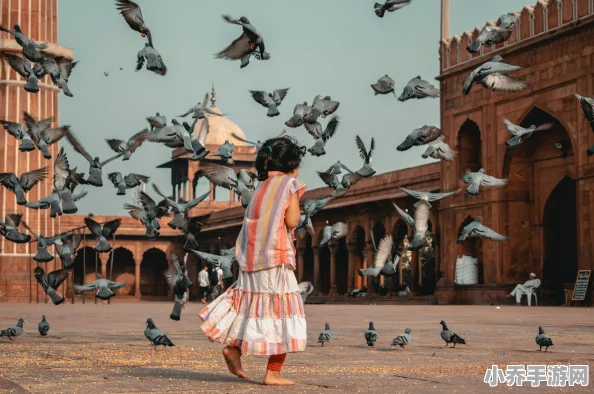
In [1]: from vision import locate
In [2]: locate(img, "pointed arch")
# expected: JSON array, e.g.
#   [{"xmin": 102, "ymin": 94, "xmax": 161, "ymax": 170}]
[{"xmin": 457, "ymin": 118, "xmax": 482, "ymax": 178}]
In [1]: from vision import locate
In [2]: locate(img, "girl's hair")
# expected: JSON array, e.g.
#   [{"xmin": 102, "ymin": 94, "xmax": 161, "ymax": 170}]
[{"xmin": 255, "ymin": 135, "xmax": 305, "ymax": 181}]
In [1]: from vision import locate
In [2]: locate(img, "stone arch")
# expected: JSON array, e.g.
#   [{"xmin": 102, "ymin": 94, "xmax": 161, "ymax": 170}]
[
  {"xmin": 140, "ymin": 248, "xmax": 169, "ymax": 297},
  {"xmin": 457, "ymin": 119, "xmax": 482, "ymax": 178},
  {"xmin": 108, "ymin": 247, "xmax": 136, "ymax": 296},
  {"xmin": 73, "ymin": 247, "xmax": 100, "ymax": 285}
]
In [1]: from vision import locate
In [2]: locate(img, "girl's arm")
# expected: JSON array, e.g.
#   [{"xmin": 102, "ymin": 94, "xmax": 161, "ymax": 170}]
[{"xmin": 285, "ymin": 193, "xmax": 301, "ymax": 229}]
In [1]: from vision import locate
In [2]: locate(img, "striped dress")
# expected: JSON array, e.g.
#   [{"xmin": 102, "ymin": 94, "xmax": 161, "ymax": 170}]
[{"xmin": 199, "ymin": 172, "xmax": 307, "ymax": 356}]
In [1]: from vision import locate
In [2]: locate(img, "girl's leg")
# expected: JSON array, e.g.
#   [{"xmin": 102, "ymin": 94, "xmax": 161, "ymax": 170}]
[
  {"xmin": 264, "ymin": 353, "xmax": 295, "ymax": 385},
  {"xmin": 223, "ymin": 346, "xmax": 248, "ymax": 379}
]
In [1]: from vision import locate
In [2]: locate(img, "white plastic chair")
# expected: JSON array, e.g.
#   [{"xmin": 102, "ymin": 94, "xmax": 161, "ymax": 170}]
[{"xmin": 527, "ymin": 287, "xmax": 538, "ymax": 306}]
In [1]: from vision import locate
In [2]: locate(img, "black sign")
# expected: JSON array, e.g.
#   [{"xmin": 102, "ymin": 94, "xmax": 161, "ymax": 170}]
[{"xmin": 572, "ymin": 270, "xmax": 591, "ymax": 301}]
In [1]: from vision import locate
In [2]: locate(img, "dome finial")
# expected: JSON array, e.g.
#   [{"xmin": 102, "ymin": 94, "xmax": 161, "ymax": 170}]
[{"xmin": 211, "ymin": 82, "xmax": 217, "ymax": 107}]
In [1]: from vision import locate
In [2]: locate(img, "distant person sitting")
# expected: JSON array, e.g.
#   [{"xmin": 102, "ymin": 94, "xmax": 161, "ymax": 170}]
[
  {"xmin": 509, "ymin": 273, "xmax": 540, "ymax": 305},
  {"xmin": 198, "ymin": 265, "xmax": 210, "ymax": 304},
  {"xmin": 398, "ymin": 283, "xmax": 411, "ymax": 297}
]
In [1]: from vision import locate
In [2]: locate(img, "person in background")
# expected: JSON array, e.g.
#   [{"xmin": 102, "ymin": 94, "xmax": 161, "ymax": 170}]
[
  {"xmin": 198, "ymin": 264, "xmax": 210, "ymax": 304},
  {"xmin": 509, "ymin": 273, "xmax": 540, "ymax": 305}
]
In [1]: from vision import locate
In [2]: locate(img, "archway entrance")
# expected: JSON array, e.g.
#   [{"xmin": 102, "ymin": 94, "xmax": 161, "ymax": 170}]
[
  {"xmin": 108, "ymin": 247, "xmax": 136, "ymax": 296},
  {"xmin": 140, "ymin": 248, "xmax": 169, "ymax": 297},
  {"xmin": 543, "ymin": 177, "xmax": 577, "ymax": 305}
]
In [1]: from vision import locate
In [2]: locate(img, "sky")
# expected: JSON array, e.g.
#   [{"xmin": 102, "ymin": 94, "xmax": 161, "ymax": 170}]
[{"xmin": 57, "ymin": 0, "xmax": 533, "ymax": 215}]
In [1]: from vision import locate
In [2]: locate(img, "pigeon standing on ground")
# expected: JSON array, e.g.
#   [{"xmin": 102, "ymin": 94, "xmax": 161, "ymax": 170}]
[
  {"xmin": 23, "ymin": 112, "xmax": 67, "ymax": 159},
  {"xmin": 365, "ymin": 322, "xmax": 379, "ymax": 348},
  {"xmin": 439, "ymin": 320, "xmax": 466, "ymax": 348},
  {"xmin": 398, "ymin": 186, "xmax": 458, "ymax": 209},
  {"xmin": 285, "ymin": 102, "xmax": 311, "ymax": 128},
  {"xmin": 397, "ymin": 125, "xmax": 441, "ymax": 152},
  {"xmin": 182, "ymin": 214, "xmax": 211, "ymax": 249},
  {"xmin": 108, "ymin": 172, "xmax": 149, "ymax": 196},
  {"xmin": 398, "ymin": 76, "xmax": 440, "ymax": 102},
  {"xmin": 298, "ymin": 281, "xmax": 314, "ymax": 302},
  {"xmin": 0, "ymin": 120, "xmax": 35, "ymax": 152},
  {"xmin": 39, "ymin": 56, "xmax": 78, "ymax": 97},
  {"xmin": 34, "ymin": 267, "xmax": 70, "ymax": 305},
  {"xmin": 152, "ymin": 184, "xmax": 209, "ymax": 229},
  {"xmin": 22, "ymin": 222, "xmax": 65, "ymax": 262},
  {"xmin": 38, "ymin": 316, "xmax": 50, "ymax": 336},
  {"xmin": 0, "ymin": 24, "xmax": 48, "ymax": 62},
  {"xmin": 462, "ymin": 55, "xmax": 527, "ymax": 95},
  {"xmin": 462, "ymin": 168, "xmax": 508, "ymax": 196},
  {"xmin": 355, "ymin": 135, "xmax": 376, "ymax": 177},
  {"xmin": 249, "ymin": 88, "xmax": 290, "ymax": 117},
  {"xmin": 371, "ymin": 74, "xmax": 396, "ymax": 97},
  {"xmin": 85, "ymin": 217, "xmax": 122, "ymax": 253},
  {"xmin": 393, "ymin": 201, "xmax": 429, "ymax": 251},
  {"xmin": 306, "ymin": 116, "xmax": 340, "ymax": 157},
  {"xmin": 145, "ymin": 318, "xmax": 175, "ymax": 348},
  {"xmin": 535, "ymin": 326, "xmax": 553, "ymax": 352},
  {"xmin": 574, "ymin": 93, "xmax": 594, "ymax": 156},
  {"xmin": 215, "ymin": 15, "xmax": 270, "ymax": 68},
  {"xmin": 74, "ymin": 274, "xmax": 127, "ymax": 300},
  {"xmin": 116, "ymin": 0, "xmax": 153, "ymax": 47},
  {"xmin": 213, "ymin": 140, "xmax": 235, "ymax": 165},
  {"xmin": 374, "ymin": 0, "xmax": 412, "ymax": 17},
  {"xmin": 0, "ymin": 319, "xmax": 24, "ymax": 342},
  {"xmin": 0, "ymin": 214, "xmax": 31, "ymax": 244},
  {"xmin": 318, "ymin": 323, "xmax": 334, "ymax": 347},
  {"xmin": 55, "ymin": 232, "xmax": 81, "ymax": 268},
  {"xmin": 457, "ymin": 216, "xmax": 508, "ymax": 244},
  {"xmin": 503, "ymin": 118, "xmax": 553, "ymax": 149},
  {"xmin": 392, "ymin": 328, "xmax": 413, "ymax": 350},
  {"xmin": 136, "ymin": 43, "xmax": 167, "ymax": 75},
  {"xmin": 422, "ymin": 136, "xmax": 457, "ymax": 162},
  {"xmin": 467, "ymin": 23, "xmax": 513, "ymax": 54},
  {"xmin": 164, "ymin": 253, "xmax": 192, "ymax": 321},
  {"xmin": 1, "ymin": 52, "xmax": 39, "ymax": 93},
  {"xmin": 106, "ymin": 129, "xmax": 148, "ymax": 160}
]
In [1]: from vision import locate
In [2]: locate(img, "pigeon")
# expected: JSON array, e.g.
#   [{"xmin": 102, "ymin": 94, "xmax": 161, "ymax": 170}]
[
  {"xmin": 108, "ymin": 172, "xmax": 149, "ymax": 195},
  {"xmin": 462, "ymin": 55, "xmax": 527, "ymax": 95},
  {"xmin": 185, "ymin": 249, "xmax": 235, "ymax": 275},
  {"xmin": 398, "ymin": 76, "xmax": 440, "ymax": 102},
  {"xmin": 398, "ymin": 186, "xmax": 458, "ymax": 209},
  {"xmin": 457, "ymin": 216, "xmax": 508, "ymax": 244},
  {"xmin": 85, "ymin": 217, "xmax": 122, "ymax": 253},
  {"xmin": 182, "ymin": 214, "xmax": 211, "ymax": 249},
  {"xmin": 371, "ymin": 74, "xmax": 396, "ymax": 97},
  {"xmin": 535, "ymin": 326, "xmax": 553, "ymax": 352},
  {"xmin": 421, "ymin": 136, "xmax": 457, "ymax": 162},
  {"xmin": 467, "ymin": 23, "xmax": 513, "ymax": 54},
  {"xmin": 503, "ymin": 118, "xmax": 553, "ymax": 149},
  {"xmin": 317, "ymin": 166, "xmax": 355, "ymax": 191},
  {"xmin": 178, "ymin": 94, "xmax": 222, "ymax": 120},
  {"xmin": 124, "ymin": 191, "xmax": 169, "ymax": 239},
  {"xmin": 0, "ymin": 214, "xmax": 31, "ymax": 244},
  {"xmin": 144, "ymin": 318, "xmax": 175, "ymax": 348},
  {"xmin": 574, "ymin": 93, "xmax": 594, "ymax": 156},
  {"xmin": 0, "ymin": 319, "xmax": 24, "ymax": 342},
  {"xmin": 374, "ymin": 0, "xmax": 412, "ymax": 17},
  {"xmin": 1, "ymin": 52, "xmax": 39, "ymax": 93},
  {"xmin": 106, "ymin": 129, "xmax": 148, "ymax": 160},
  {"xmin": 319, "ymin": 222, "xmax": 348, "ymax": 246},
  {"xmin": 38, "ymin": 315, "xmax": 50, "ymax": 336},
  {"xmin": 364, "ymin": 322, "xmax": 378, "ymax": 348},
  {"xmin": 147, "ymin": 112, "xmax": 167, "ymax": 130},
  {"xmin": 164, "ymin": 253, "xmax": 192, "ymax": 321},
  {"xmin": 219, "ymin": 246, "xmax": 236, "ymax": 256},
  {"xmin": 299, "ymin": 194, "xmax": 335, "ymax": 231},
  {"xmin": 136, "ymin": 43, "xmax": 167, "ymax": 75},
  {"xmin": 74, "ymin": 274, "xmax": 127, "ymax": 300},
  {"xmin": 34, "ymin": 266, "xmax": 70, "ymax": 305},
  {"xmin": 215, "ymin": 15, "xmax": 270, "ymax": 68},
  {"xmin": 392, "ymin": 328, "xmax": 413, "ymax": 350},
  {"xmin": 23, "ymin": 222, "xmax": 66, "ymax": 262},
  {"xmin": 326, "ymin": 161, "xmax": 351, "ymax": 175},
  {"xmin": 296, "ymin": 214, "xmax": 315, "ymax": 239},
  {"xmin": 25, "ymin": 188, "xmax": 88, "ymax": 218},
  {"xmin": 116, "ymin": 0, "xmax": 153, "ymax": 47},
  {"xmin": 306, "ymin": 116, "xmax": 339, "ymax": 157},
  {"xmin": 249, "ymin": 88, "xmax": 290, "ymax": 117},
  {"xmin": 358, "ymin": 235, "xmax": 399, "ymax": 277},
  {"xmin": 462, "ymin": 168, "xmax": 508, "ymax": 196},
  {"xmin": 392, "ymin": 201, "xmax": 429, "ymax": 251},
  {"xmin": 0, "ymin": 24, "xmax": 48, "ymax": 62},
  {"xmin": 304, "ymin": 95, "xmax": 340, "ymax": 125},
  {"xmin": 199, "ymin": 163, "xmax": 253, "ymax": 208},
  {"xmin": 498, "ymin": 13, "xmax": 519, "ymax": 29},
  {"xmin": 213, "ymin": 140, "xmax": 235, "ymax": 165},
  {"xmin": 439, "ymin": 320, "xmax": 466, "ymax": 348},
  {"xmin": 397, "ymin": 125, "xmax": 441, "ymax": 151},
  {"xmin": 0, "ymin": 167, "xmax": 48, "ymax": 205},
  {"xmin": 152, "ymin": 184, "xmax": 209, "ymax": 229},
  {"xmin": 237, "ymin": 169, "xmax": 257, "ymax": 191},
  {"xmin": 298, "ymin": 281, "xmax": 314, "ymax": 302},
  {"xmin": 0, "ymin": 120, "xmax": 35, "ymax": 152},
  {"xmin": 55, "ymin": 232, "xmax": 82, "ymax": 268},
  {"xmin": 285, "ymin": 102, "xmax": 311, "ymax": 128},
  {"xmin": 23, "ymin": 112, "xmax": 67, "ymax": 159},
  {"xmin": 39, "ymin": 56, "xmax": 78, "ymax": 97},
  {"xmin": 181, "ymin": 122, "xmax": 210, "ymax": 161},
  {"xmin": 231, "ymin": 133, "xmax": 264, "ymax": 150},
  {"xmin": 355, "ymin": 135, "xmax": 376, "ymax": 177},
  {"xmin": 318, "ymin": 323, "xmax": 334, "ymax": 347},
  {"xmin": 104, "ymin": 71, "xmax": 109, "ymax": 77},
  {"xmin": 63, "ymin": 128, "xmax": 123, "ymax": 187},
  {"xmin": 145, "ymin": 119, "xmax": 194, "ymax": 155}
]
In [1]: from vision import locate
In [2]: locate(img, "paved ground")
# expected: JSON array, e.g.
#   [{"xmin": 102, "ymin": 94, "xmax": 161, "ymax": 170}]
[{"xmin": 0, "ymin": 302, "xmax": 593, "ymax": 393}]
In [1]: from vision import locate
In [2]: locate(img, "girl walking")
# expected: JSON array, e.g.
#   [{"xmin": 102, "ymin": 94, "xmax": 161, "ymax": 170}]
[{"xmin": 199, "ymin": 136, "xmax": 308, "ymax": 385}]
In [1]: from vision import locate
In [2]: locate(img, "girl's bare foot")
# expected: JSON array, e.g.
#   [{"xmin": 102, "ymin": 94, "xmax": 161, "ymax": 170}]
[
  {"xmin": 263, "ymin": 370, "xmax": 295, "ymax": 385},
  {"xmin": 222, "ymin": 346, "xmax": 248, "ymax": 379}
]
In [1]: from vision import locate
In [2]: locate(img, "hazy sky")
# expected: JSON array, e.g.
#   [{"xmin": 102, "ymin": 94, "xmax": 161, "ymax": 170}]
[{"xmin": 57, "ymin": 0, "xmax": 532, "ymax": 215}]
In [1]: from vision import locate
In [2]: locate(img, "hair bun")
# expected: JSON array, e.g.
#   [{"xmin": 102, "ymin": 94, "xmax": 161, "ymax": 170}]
[{"xmin": 257, "ymin": 169, "xmax": 269, "ymax": 182}]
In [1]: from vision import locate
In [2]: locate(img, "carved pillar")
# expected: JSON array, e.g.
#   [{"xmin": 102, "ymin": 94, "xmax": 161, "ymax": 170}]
[
  {"xmin": 328, "ymin": 244, "xmax": 338, "ymax": 295},
  {"xmin": 313, "ymin": 246, "xmax": 321, "ymax": 295},
  {"xmin": 296, "ymin": 247, "xmax": 305, "ymax": 283},
  {"xmin": 210, "ymin": 182, "xmax": 215, "ymax": 200},
  {"xmin": 184, "ymin": 181, "xmax": 189, "ymax": 202},
  {"xmin": 347, "ymin": 243, "xmax": 357, "ymax": 293},
  {"xmin": 365, "ymin": 243, "xmax": 375, "ymax": 295},
  {"xmin": 101, "ymin": 260, "xmax": 107, "ymax": 278},
  {"xmin": 135, "ymin": 262, "xmax": 141, "ymax": 299}
]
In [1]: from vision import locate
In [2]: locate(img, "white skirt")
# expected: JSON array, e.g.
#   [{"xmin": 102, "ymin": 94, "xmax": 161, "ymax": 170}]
[{"xmin": 199, "ymin": 264, "xmax": 307, "ymax": 356}]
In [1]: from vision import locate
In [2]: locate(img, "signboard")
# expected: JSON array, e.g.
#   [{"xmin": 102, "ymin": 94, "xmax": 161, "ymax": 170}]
[{"xmin": 571, "ymin": 270, "xmax": 591, "ymax": 301}]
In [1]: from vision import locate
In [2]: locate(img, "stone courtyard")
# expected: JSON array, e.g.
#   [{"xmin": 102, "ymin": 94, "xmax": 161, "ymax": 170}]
[{"xmin": 0, "ymin": 303, "xmax": 592, "ymax": 393}]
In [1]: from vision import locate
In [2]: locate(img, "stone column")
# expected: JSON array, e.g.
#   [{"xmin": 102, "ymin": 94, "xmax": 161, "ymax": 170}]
[
  {"xmin": 135, "ymin": 262, "xmax": 141, "ymax": 299},
  {"xmin": 312, "ymin": 246, "xmax": 321, "ymax": 295},
  {"xmin": 296, "ymin": 247, "xmax": 305, "ymax": 283},
  {"xmin": 230, "ymin": 189, "xmax": 235, "ymax": 202},
  {"xmin": 184, "ymin": 181, "xmax": 189, "ymax": 202},
  {"xmin": 347, "ymin": 243, "xmax": 357, "ymax": 294},
  {"xmin": 209, "ymin": 183, "xmax": 215, "ymax": 201},
  {"xmin": 365, "ymin": 243, "xmax": 376, "ymax": 295},
  {"xmin": 328, "ymin": 244, "xmax": 338, "ymax": 295},
  {"xmin": 101, "ymin": 260, "xmax": 107, "ymax": 278}
]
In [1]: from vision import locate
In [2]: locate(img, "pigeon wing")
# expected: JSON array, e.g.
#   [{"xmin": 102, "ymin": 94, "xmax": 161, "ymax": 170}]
[
  {"xmin": 64, "ymin": 128, "xmax": 95, "ymax": 164},
  {"xmin": 215, "ymin": 34, "xmax": 253, "ymax": 60},
  {"xmin": 472, "ymin": 223, "xmax": 508, "ymax": 241},
  {"xmin": 392, "ymin": 202, "xmax": 415, "ymax": 228},
  {"xmin": 200, "ymin": 163, "xmax": 238, "ymax": 190},
  {"xmin": 126, "ymin": 129, "xmax": 148, "ymax": 152},
  {"xmin": 2, "ymin": 52, "xmax": 30, "ymax": 78},
  {"xmin": 84, "ymin": 217, "xmax": 103, "ymax": 238},
  {"xmin": 0, "ymin": 120, "xmax": 25, "ymax": 139},
  {"xmin": 373, "ymin": 235, "xmax": 393, "ymax": 272},
  {"xmin": 47, "ymin": 268, "xmax": 70, "ymax": 289},
  {"xmin": 106, "ymin": 139, "xmax": 125, "ymax": 153},
  {"xmin": 248, "ymin": 90, "xmax": 268, "ymax": 106},
  {"xmin": 116, "ymin": 0, "xmax": 146, "ymax": 34},
  {"xmin": 20, "ymin": 167, "xmax": 49, "ymax": 191},
  {"xmin": 272, "ymin": 88, "xmax": 290, "ymax": 104},
  {"xmin": 355, "ymin": 135, "xmax": 370, "ymax": 163},
  {"xmin": 480, "ymin": 174, "xmax": 508, "ymax": 188},
  {"xmin": 322, "ymin": 116, "xmax": 339, "ymax": 142},
  {"xmin": 398, "ymin": 186, "xmax": 424, "ymax": 200},
  {"xmin": 102, "ymin": 219, "xmax": 122, "ymax": 237},
  {"xmin": 53, "ymin": 148, "xmax": 70, "ymax": 191},
  {"xmin": 481, "ymin": 73, "xmax": 528, "ymax": 92}
]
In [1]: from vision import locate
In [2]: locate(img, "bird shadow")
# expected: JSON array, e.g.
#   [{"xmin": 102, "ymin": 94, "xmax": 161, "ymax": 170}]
[{"xmin": 126, "ymin": 367, "xmax": 260, "ymax": 385}]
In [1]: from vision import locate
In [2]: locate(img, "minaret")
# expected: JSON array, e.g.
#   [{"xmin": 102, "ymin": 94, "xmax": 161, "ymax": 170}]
[
  {"xmin": 441, "ymin": 0, "xmax": 450, "ymax": 42},
  {"xmin": 210, "ymin": 82, "xmax": 217, "ymax": 109}
]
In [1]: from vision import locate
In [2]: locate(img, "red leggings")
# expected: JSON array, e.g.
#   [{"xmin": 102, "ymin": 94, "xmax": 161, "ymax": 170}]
[{"xmin": 267, "ymin": 353, "xmax": 286, "ymax": 372}]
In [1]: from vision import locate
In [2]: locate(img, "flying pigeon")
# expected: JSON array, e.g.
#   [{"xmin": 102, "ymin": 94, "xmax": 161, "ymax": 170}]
[
  {"xmin": 319, "ymin": 222, "xmax": 348, "ymax": 246},
  {"xmin": 296, "ymin": 214, "xmax": 315, "ymax": 239},
  {"xmin": 457, "ymin": 216, "xmax": 508, "ymax": 244},
  {"xmin": 503, "ymin": 118, "xmax": 553, "ymax": 149},
  {"xmin": 391, "ymin": 328, "xmax": 413, "ymax": 350},
  {"xmin": 25, "ymin": 188, "xmax": 88, "ymax": 218},
  {"xmin": 439, "ymin": 320, "xmax": 466, "ymax": 348},
  {"xmin": 374, "ymin": 0, "xmax": 412, "ymax": 17},
  {"xmin": 178, "ymin": 94, "xmax": 222, "ymax": 120},
  {"xmin": 1, "ymin": 52, "xmax": 39, "ymax": 93},
  {"xmin": 38, "ymin": 315, "xmax": 50, "ymax": 336},
  {"xmin": 317, "ymin": 165, "xmax": 355, "ymax": 191},
  {"xmin": 299, "ymin": 194, "xmax": 335, "ymax": 231},
  {"xmin": 318, "ymin": 323, "xmax": 334, "ymax": 347},
  {"xmin": 85, "ymin": 217, "xmax": 122, "ymax": 253},
  {"xmin": 365, "ymin": 322, "xmax": 378, "ymax": 348},
  {"xmin": 467, "ymin": 23, "xmax": 513, "ymax": 54},
  {"xmin": 34, "ymin": 266, "xmax": 70, "ymax": 305},
  {"xmin": 181, "ymin": 122, "xmax": 210, "ymax": 161},
  {"xmin": 371, "ymin": 74, "xmax": 396, "ymax": 97},
  {"xmin": 535, "ymin": 326, "xmax": 553, "ymax": 352},
  {"xmin": 152, "ymin": 184, "xmax": 209, "ymax": 229},
  {"xmin": 39, "ymin": 56, "xmax": 78, "ymax": 97},
  {"xmin": 306, "ymin": 116, "xmax": 340, "ymax": 157},
  {"xmin": 199, "ymin": 163, "xmax": 253, "ymax": 208},
  {"xmin": 0, "ymin": 319, "xmax": 24, "ymax": 342},
  {"xmin": 398, "ymin": 76, "xmax": 440, "ymax": 102},
  {"xmin": 116, "ymin": 0, "xmax": 153, "ymax": 47},
  {"xmin": 219, "ymin": 246, "xmax": 236, "ymax": 256},
  {"xmin": 104, "ymin": 71, "xmax": 109, "ymax": 77},
  {"xmin": 249, "ymin": 88, "xmax": 290, "ymax": 117},
  {"xmin": 397, "ymin": 125, "xmax": 441, "ymax": 152},
  {"xmin": 108, "ymin": 172, "xmax": 149, "ymax": 195},
  {"xmin": 303, "ymin": 95, "xmax": 340, "ymax": 126},
  {"xmin": 106, "ymin": 129, "xmax": 148, "ymax": 160},
  {"xmin": 0, "ymin": 214, "xmax": 31, "ymax": 244},
  {"xmin": 398, "ymin": 186, "xmax": 458, "ymax": 209},
  {"xmin": 0, "ymin": 24, "xmax": 48, "ymax": 62},
  {"xmin": 213, "ymin": 140, "xmax": 235, "ymax": 165},
  {"xmin": 182, "ymin": 214, "xmax": 211, "ymax": 249},
  {"xmin": 462, "ymin": 55, "xmax": 527, "ymax": 95},
  {"xmin": 462, "ymin": 168, "xmax": 508, "ymax": 196},
  {"xmin": 145, "ymin": 119, "xmax": 194, "ymax": 155},
  {"xmin": 285, "ymin": 102, "xmax": 311, "ymax": 128},
  {"xmin": 0, "ymin": 120, "xmax": 35, "ymax": 152},
  {"xmin": 298, "ymin": 281, "xmax": 314, "ymax": 302},
  {"xmin": 215, "ymin": 15, "xmax": 270, "ymax": 68},
  {"xmin": 145, "ymin": 318, "xmax": 175, "ymax": 348},
  {"xmin": 358, "ymin": 235, "xmax": 399, "ymax": 277},
  {"xmin": 124, "ymin": 191, "xmax": 169, "ymax": 239},
  {"xmin": 136, "ymin": 43, "xmax": 166, "ymax": 75},
  {"xmin": 55, "ymin": 232, "xmax": 81, "ymax": 268},
  {"xmin": 0, "ymin": 167, "xmax": 48, "ymax": 205},
  {"xmin": 326, "ymin": 161, "xmax": 351, "ymax": 175},
  {"xmin": 23, "ymin": 112, "xmax": 67, "ymax": 159},
  {"xmin": 165, "ymin": 253, "xmax": 192, "ymax": 321},
  {"xmin": 392, "ymin": 201, "xmax": 429, "ymax": 251},
  {"xmin": 23, "ymin": 222, "xmax": 66, "ymax": 262},
  {"xmin": 147, "ymin": 112, "xmax": 167, "ymax": 130},
  {"xmin": 574, "ymin": 93, "xmax": 594, "ymax": 156},
  {"xmin": 185, "ymin": 249, "xmax": 235, "ymax": 276},
  {"xmin": 74, "ymin": 274, "xmax": 127, "ymax": 300},
  {"xmin": 355, "ymin": 135, "xmax": 376, "ymax": 177},
  {"xmin": 421, "ymin": 136, "xmax": 457, "ymax": 162}
]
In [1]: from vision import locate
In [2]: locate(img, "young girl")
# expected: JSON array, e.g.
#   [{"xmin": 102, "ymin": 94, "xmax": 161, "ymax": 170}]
[{"xmin": 199, "ymin": 136, "xmax": 307, "ymax": 385}]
